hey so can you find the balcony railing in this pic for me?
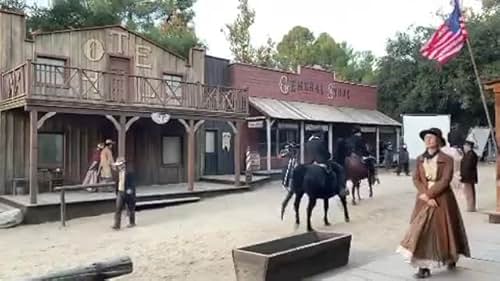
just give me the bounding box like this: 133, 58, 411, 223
1, 61, 249, 115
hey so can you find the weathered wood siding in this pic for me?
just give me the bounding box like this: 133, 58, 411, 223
32, 26, 204, 83
0, 112, 190, 194
0, 10, 28, 73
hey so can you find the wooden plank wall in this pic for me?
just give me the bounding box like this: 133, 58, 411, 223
0, 111, 195, 194
0, 10, 27, 73
33, 27, 193, 79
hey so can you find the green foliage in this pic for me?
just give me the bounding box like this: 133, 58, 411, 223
0, 0, 27, 12
11, 0, 201, 58
275, 26, 315, 70
224, 0, 256, 63
376, 7, 500, 127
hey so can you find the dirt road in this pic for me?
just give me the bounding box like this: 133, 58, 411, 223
0, 165, 495, 281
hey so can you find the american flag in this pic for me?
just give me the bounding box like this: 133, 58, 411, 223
420, 0, 468, 65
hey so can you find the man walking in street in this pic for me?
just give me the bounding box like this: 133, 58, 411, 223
460, 140, 479, 212
397, 144, 410, 176
112, 157, 137, 230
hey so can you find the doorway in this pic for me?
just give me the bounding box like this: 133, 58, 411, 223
108, 56, 130, 102
204, 130, 218, 175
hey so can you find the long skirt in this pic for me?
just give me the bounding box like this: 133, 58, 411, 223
396, 201, 470, 269
82, 169, 99, 185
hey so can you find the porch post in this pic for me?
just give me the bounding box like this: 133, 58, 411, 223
376, 126, 380, 165
118, 115, 126, 158
29, 110, 38, 204
300, 121, 305, 164
396, 127, 401, 151
328, 124, 334, 155
266, 118, 273, 172
187, 120, 195, 191
179, 119, 205, 191
234, 121, 242, 186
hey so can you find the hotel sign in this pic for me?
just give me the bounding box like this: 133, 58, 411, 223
279, 75, 350, 100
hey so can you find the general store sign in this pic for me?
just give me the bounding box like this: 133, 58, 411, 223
279, 75, 351, 100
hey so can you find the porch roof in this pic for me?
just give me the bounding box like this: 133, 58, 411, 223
249, 97, 401, 127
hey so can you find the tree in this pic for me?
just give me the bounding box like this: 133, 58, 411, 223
224, 0, 256, 63
0, 0, 27, 12
21, 0, 202, 57
254, 37, 277, 67
275, 26, 315, 70
376, 6, 500, 128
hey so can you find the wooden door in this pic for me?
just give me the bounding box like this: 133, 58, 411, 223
108, 57, 130, 102
204, 130, 218, 175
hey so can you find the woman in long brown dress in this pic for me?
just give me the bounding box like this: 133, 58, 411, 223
397, 128, 470, 279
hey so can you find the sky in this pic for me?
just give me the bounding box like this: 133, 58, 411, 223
28, 0, 482, 59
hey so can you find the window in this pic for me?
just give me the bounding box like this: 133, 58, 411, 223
35, 56, 67, 86
163, 74, 183, 101
162, 136, 182, 165
38, 133, 64, 167
205, 131, 216, 153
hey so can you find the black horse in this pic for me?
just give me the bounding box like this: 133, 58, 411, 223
280, 158, 350, 232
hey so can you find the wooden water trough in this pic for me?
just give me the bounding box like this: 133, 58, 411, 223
232, 231, 351, 281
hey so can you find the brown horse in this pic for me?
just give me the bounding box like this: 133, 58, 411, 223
335, 139, 378, 205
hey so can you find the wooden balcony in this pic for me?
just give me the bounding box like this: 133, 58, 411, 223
0, 61, 248, 118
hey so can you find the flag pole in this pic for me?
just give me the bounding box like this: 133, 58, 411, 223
465, 38, 497, 152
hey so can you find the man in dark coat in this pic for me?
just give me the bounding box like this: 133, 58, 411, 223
346, 127, 369, 157
305, 133, 347, 196
305, 133, 330, 166
460, 140, 479, 212
112, 157, 137, 230
346, 127, 375, 176
396, 144, 410, 176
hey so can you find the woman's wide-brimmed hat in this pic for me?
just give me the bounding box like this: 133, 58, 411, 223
97, 143, 105, 149
419, 127, 446, 146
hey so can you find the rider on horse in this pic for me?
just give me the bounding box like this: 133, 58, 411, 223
346, 127, 376, 178
305, 133, 347, 196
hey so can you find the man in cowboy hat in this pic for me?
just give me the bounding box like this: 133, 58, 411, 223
347, 126, 375, 173
112, 157, 136, 230
99, 139, 115, 191
460, 139, 479, 212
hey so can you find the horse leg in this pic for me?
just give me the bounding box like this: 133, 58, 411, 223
294, 192, 304, 226
323, 198, 330, 226
356, 181, 362, 201
340, 194, 350, 222
281, 191, 294, 221
351, 181, 356, 205
307, 196, 317, 232
369, 179, 374, 198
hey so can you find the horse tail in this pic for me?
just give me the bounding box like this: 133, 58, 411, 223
281, 191, 293, 220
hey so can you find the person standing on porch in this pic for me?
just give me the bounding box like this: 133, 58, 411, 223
99, 139, 115, 191
83, 143, 104, 192
460, 140, 479, 212
112, 157, 136, 230
396, 144, 410, 176
397, 128, 470, 279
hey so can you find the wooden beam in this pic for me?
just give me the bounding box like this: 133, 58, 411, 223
193, 120, 205, 133
234, 121, 242, 186
29, 110, 38, 204
266, 118, 275, 172
328, 124, 333, 155
300, 121, 305, 164
125, 116, 140, 132
37, 112, 56, 130
178, 119, 190, 133
186, 119, 195, 191
105, 115, 121, 132
118, 116, 126, 158
376, 127, 380, 165
226, 121, 238, 134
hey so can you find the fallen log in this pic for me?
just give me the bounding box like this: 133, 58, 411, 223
24, 256, 133, 281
